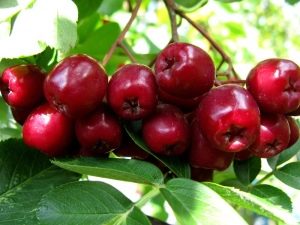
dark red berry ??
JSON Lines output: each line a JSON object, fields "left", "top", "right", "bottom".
{"left": 155, "top": 42, "right": 215, "bottom": 98}
{"left": 142, "top": 104, "right": 190, "bottom": 156}
{"left": 197, "top": 84, "right": 260, "bottom": 152}
{"left": 107, "top": 64, "right": 157, "bottom": 120}
{"left": 44, "top": 54, "right": 108, "bottom": 118}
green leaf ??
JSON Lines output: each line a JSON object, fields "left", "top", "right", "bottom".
{"left": 251, "top": 184, "right": 293, "bottom": 212}
{"left": 285, "top": 0, "right": 300, "bottom": 5}
{"left": 72, "top": 22, "right": 121, "bottom": 60}
{"left": 125, "top": 125, "right": 190, "bottom": 178}
{"left": 215, "top": 0, "right": 243, "bottom": 3}
{"left": 233, "top": 157, "right": 261, "bottom": 185}
{"left": 0, "top": 127, "right": 21, "bottom": 141}
{"left": 274, "top": 162, "right": 300, "bottom": 189}
{"left": 52, "top": 157, "right": 164, "bottom": 185}
{"left": 268, "top": 139, "right": 300, "bottom": 168}
{"left": 0, "top": 0, "right": 34, "bottom": 22}
{"left": 205, "top": 182, "right": 298, "bottom": 225}
{"left": 160, "top": 178, "right": 247, "bottom": 225}
{"left": 0, "top": 139, "right": 80, "bottom": 225}
{"left": 73, "top": 0, "right": 103, "bottom": 20}
{"left": 37, "top": 181, "right": 151, "bottom": 225}
{"left": 0, "top": 0, "right": 78, "bottom": 58}
{"left": 174, "top": 0, "right": 208, "bottom": 11}
{"left": 98, "top": 0, "right": 124, "bottom": 16}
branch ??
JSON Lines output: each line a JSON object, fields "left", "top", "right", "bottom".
{"left": 174, "top": 9, "right": 239, "bottom": 79}
{"left": 102, "top": 0, "right": 142, "bottom": 66}
{"left": 118, "top": 42, "right": 137, "bottom": 63}
{"left": 163, "top": 0, "right": 179, "bottom": 42}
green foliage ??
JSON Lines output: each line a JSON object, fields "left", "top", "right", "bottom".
{"left": 0, "top": 139, "right": 80, "bottom": 225}
{"left": 0, "top": 0, "right": 77, "bottom": 59}
{"left": 233, "top": 157, "right": 261, "bottom": 185}
{"left": 251, "top": 184, "right": 293, "bottom": 212}
{"left": 52, "top": 157, "right": 164, "bottom": 185}
{"left": 274, "top": 162, "right": 300, "bottom": 189}
{"left": 160, "top": 178, "right": 248, "bottom": 225}
{"left": 205, "top": 182, "right": 298, "bottom": 225}
{"left": 37, "top": 181, "right": 151, "bottom": 225}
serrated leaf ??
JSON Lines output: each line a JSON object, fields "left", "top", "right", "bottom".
{"left": 274, "top": 162, "right": 300, "bottom": 189}
{"left": 268, "top": 139, "right": 300, "bottom": 169}
{"left": 0, "top": 139, "right": 80, "bottom": 225}
{"left": 125, "top": 125, "right": 190, "bottom": 178}
{"left": 160, "top": 178, "right": 247, "bottom": 225}
{"left": 233, "top": 157, "right": 261, "bottom": 185}
{"left": 0, "top": 0, "right": 78, "bottom": 58}
{"left": 52, "top": 157, "right": 164, "bottom": 185}
{"left": 37, "top": 181, "right": 151, "bottom": 225}
{"left": 251, "top": 184, "right": 293, "bottom": 212}
{"left": 205, "top": 182, "right": 298, "bottom": 225}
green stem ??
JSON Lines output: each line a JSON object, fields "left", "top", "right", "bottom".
{"left": 135, "top": 186, "right": 161, "bottom": 209}
{"left": 255, "top": 171, "right": 274, "bottom": 185}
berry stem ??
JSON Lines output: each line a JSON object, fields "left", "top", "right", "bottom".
{"left": 102, "top": 0, "right": 142, "bottom": 66}
{"left": 134, "top": 187, "right": 161, "bottom": 208}
{"left": 255, "top": 171, "right": 274, "bottom": 185}
{"left": 163, "top": 0, "right": 179, "bottom": 42}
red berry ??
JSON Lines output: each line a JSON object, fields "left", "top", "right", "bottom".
{"left": 44, "top": 54, "right": 108, "bottom": 118}
{"left": 287, "top": 116, "right": 299, "bottom": 147}
{"left": 234, "top": 149, "right": 253, "bottom": 161}
{"left": 246, "top": 59, "right": 300, "bottom": 114}
{"left": 107, "top": 64, "right": 157, "bottom": 120}
{"left": 189, "top": 119, "right": 234, "bottom": 171}
{"left": 142, "top": 104, "right": 190, "bottom": 156}
{"left": 22, "top": 103, "right": 74, "bottom": 157}
{"left": 158, "top": 88, "right": 201, "bottom": 112}
{"left": 0, "top": 65, "right": 45, "bottom": 108}
{"left": 250, "top": 114, "right": 290, "bottom": 158}
{"left": 75, "top": 106, "right": 122, "bottom": 154}
{"left": 11, "top": 106, "right": 37, "bottom": 125}
{"left": 155, "top": 42, "right": 215, "bottom": 98}
{"left": 197, "top": 84, "right": 260, "bottom": 152}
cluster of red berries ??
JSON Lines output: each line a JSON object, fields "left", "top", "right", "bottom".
{"left": 1, "top": 42, "right": 299, "bottom": 175}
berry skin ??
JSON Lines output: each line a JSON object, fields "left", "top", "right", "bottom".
{"left": 246, "top": 58, "right": 300, "bottom": 114}
{"left": 155, "top": 42, "right": 215, "bottom": 98}
{"left": 75, "top": 106, "right": 122, "bottom": 154}
{"left": 11, "top": 106, "right": 36, "bottom": 125}
{"left": 142, "top": 104, "right": 190, "bottom": 156}
{"left": 22, "top": 103, "right": 74, "bottom": 157}
{"left": 107, "top": 64, "right": 157, "bottom": 120}
{"left": 234, "top": 149, "right": 253, "bottom": 161}
{"left": 0, "top": 65, "right": 45, "bottom": 108}
{"left": 158, "top": 88, "right": 201, "bottom": 112}
{"left": 188, "top": 119, "right": 234, "bottom": 171}
{"left": 250, "top": 114, "right": 290, "bottom": 158}
{"left": 197, "top": 84, "right": 260, "bottom": 153}
{"left": 287, "top": 116, "right": 299, "bottom": 147}
{"left": 44, "top": 54, "right": 108, "bottom": 118}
